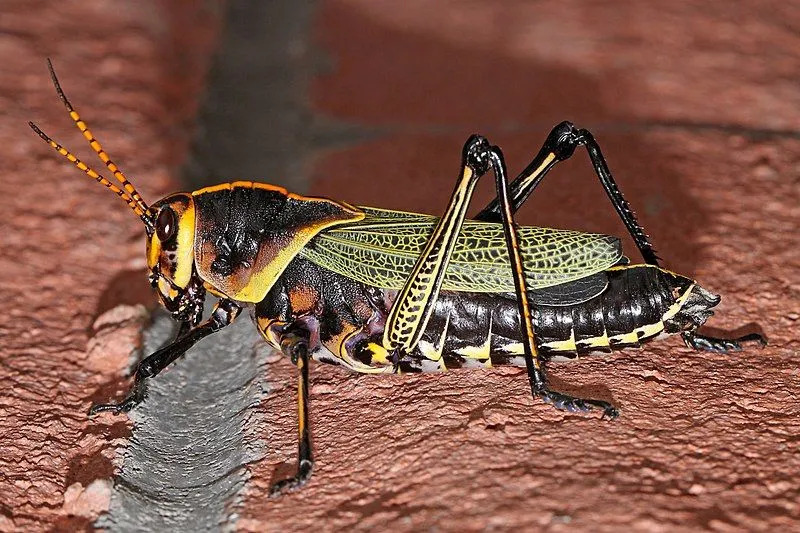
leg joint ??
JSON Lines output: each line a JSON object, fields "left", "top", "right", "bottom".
{"left": 463, "top": 134, "right": 493, "bottom": 175}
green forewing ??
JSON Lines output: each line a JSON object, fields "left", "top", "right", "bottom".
{"left": 299, "top": 207, "right": 622, "bottom": 293}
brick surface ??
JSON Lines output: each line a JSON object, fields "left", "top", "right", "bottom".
{"left": 4, "top": 2, "right": 798, "bottom": 532}
{"left": 0, "top": 2, "right": 219, "bottom": 531}
{"left": 239, "top": 1, "right": 800, "bottom": 532}
{"left": 311, "top": 0, "right": 800, "bottom": 131}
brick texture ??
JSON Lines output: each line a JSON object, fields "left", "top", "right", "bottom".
{"left": 239, "top": 2, "right": 800, "bottom": 531}
{"left": 0, "top": 2, "right": 219, "bottom": 530}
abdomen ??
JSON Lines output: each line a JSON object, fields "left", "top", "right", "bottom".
{"left": 258, "top": 259, "right": 716, "bottom": 373}
{"left": 393, "top": 264, "right": 711, "bottom": 371}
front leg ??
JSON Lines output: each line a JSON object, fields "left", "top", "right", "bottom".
{"left": 89, "top": 299, "right": 242, "bottom": 415}
{"left": 270, "top": 324, "right": 314, "bottom": 497}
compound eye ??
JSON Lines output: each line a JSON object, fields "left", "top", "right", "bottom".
{"left": 155, "top": 206, "right": 177, "bottom": 243}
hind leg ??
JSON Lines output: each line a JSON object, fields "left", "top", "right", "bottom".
{"left": 384, "top": 135, "right": 618, "bottom": 418}
{"left": 475, "top": 121, "right": 659, "bottom": 266}
{"left": 682, "top": 331, "right": 767, "bottom": 353}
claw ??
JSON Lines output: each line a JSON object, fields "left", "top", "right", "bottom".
{"left": 269, "top": 459, "right": 313, "bottom": 498}
{"left": 88, "top": 379, "right": 146, "bottom": 417}
{"left": 683, "top": 331, "right": 767, "bottom": 353}
{"left": 540, "top": 390, "right": 619, "bottom": 420}
{"left": 88, "top": 398, "right": 136, "bottom": 416}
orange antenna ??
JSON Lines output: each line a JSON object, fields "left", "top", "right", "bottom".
{"left": 28, "top": 121, "right": 153, "bottom": 227}
{"left": 42, "top": 59, "right": 151, "bottom": 219}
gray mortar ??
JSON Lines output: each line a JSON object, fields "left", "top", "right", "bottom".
{"left": 96, "top": 307, "right": 269, "bottom": 532}
{"left": 97, "top": 1, "right": 379, "bottom": 530}
{"left": 183, "top": 0, "right": 319, "bottom": 192}
{"left": 97, "top": 3, "right": 322, "bottom": 531}
{"left": 182, "top": 0, "right": 377, "bottom": 193}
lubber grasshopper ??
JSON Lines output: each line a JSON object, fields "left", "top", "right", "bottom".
{"left": 31, "top": 61, "right": 765, "bottom": 495}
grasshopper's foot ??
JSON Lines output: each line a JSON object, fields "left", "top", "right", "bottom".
{"left": 269, "top": 459, "right": 314, "bottom": 498}
{"left": 682, "top": 331, "right": 767, "bottom": 353}
{"left": 540, "top": 389, "right": 619, "bottom": 420}
{"left": 88, "top": 379, "right": 147, "bottom": 416}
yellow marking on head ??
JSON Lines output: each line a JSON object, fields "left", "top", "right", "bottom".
{"left": 172, "top": 201, "right": 196, "bottom": 288}
{"left": 146, "top": 195, "right": 196, "bottom": 290}
{"left": 147, "top": 233, "right": 160, "bottom": 267}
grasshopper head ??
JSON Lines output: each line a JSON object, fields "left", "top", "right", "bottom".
{"left": 29, "top": 61, "right": 206, "bottom": 329}
{"left": 146, "top": 193, "right": 205, "bottom": 327}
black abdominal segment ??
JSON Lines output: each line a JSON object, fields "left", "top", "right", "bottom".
{"left": 255, "top": 260, "right": 709, "bottom": 373}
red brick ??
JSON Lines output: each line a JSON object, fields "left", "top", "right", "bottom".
{"left": 0, "top": 2, "right": 220, "bottom": 530}
{"left": 312, "top": 1, "right": 800, "bottom": 130}
{"left": 239, "top": 1, "right": 800, "bottom": 531}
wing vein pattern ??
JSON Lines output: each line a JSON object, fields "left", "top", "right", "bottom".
{"left": 299, "top": 206, "right": 622, "bottom": 294}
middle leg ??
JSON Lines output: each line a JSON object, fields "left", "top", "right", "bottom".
{"left": 270, "top": 323, "right": 314, "bottom": 497}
